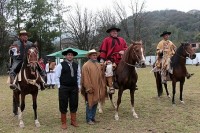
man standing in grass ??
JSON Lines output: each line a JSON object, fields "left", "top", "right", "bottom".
{"left": 81, "top": 49, "right": 106, "bottom": 125}
{"left": 55, "top": 49, "right": 80, "bottom": 129}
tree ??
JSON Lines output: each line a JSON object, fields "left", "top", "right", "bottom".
{"left": 52, "top": 0, "right": 71, "bottom": 50}
{"left": 7, "top": 0, "right": 30, "bottom": 31}
{"left": 113, "top": 0, "right": 146, "bottom": 41}
{"left": 66, "top": 5, "right": 99, "bottom": 50}
{"left": 26, "top": 0, "right": 59, "bottom": 57}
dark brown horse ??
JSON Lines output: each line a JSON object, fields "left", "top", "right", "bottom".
{"left": 111, "top": 41, "right": 146, "bottom": 120}
{"left": 13, "top": 45, "right": 44, "bottom": 127}
{"left": 154, "top": 43, "right": 196, "bottom": 104}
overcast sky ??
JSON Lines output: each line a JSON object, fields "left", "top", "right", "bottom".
{"left": 64, "top": 0, "right": 199, "bottom": 15}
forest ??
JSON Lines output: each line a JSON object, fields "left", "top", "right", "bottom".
{"left": 0, "top": 0, "right": 200, "bottom": 74}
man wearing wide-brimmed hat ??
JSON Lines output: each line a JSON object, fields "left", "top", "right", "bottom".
{"left": 155, "top": 31, "right": 176, "bottom": 83}
{"left": 9, "top": 30, "right": 46, "bottom": 90}
{"left": 55, "top": 49, "right": 80, "bottom": 129}
{"left": 99, "top": 25, "right": 128, "bottom": 94}
{"left": 81, "top": 49, "right": 106, "bottom": 125}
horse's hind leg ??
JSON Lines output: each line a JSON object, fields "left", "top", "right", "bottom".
{"left": 98, "top": 102, "right": 103, "bottom": 114}
{"left": 109, "top": 93, "right": 116, "bottom": 109}
{"left": 164, "top": 83, "right": 170, "bottom": 98}
{"left": 180, "top": 81, "right": 185, "bottom": 104}
{"left": 32, "top": 93, "right": 40, "bottom": 127}
{"left": 130, "top": 89, "right": 138, "bottom": 118}
{"left": 115, "top": 89, "right": 123, "bottom": 120}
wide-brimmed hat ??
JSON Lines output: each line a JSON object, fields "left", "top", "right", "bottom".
{"left": 19, "top": 30, "right": 29, "bottom": 36}
{"left": 106, "top": 25, "right": 121, "bottom": 33}
{"left": 160, "top": 31, "right": 171, "bottom": 37}
{"left": 62, "top": 49, "right": 78, "bottom": 56}
{"left": 86, "top": 49, "right": 100, "bottom": 58}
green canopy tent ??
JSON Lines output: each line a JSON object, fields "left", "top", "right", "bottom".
{"left": 47, "top": 47, "right": 88, "bottom": 58}
{"left": 46, "top": 47, "right": 89, "bottom": 65}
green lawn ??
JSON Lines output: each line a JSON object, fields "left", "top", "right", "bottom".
{"left": 0, "top": 66, "right": 200, "bottom": 133}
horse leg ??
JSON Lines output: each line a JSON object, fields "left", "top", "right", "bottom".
{"left": 98, "top": 101, "right": 103, "bottom": 114}
{"left": 109, "top": 93, "right": 116, "bottom": 109}
{"left": 13, "top": 91, "right": 19, "bottom": 116}
{"left": 18, "top": 94, "right": 25, "bottom": 128}
{"left": 115, "top": 89, "right": 123, "bottom": 120}
{"left": 164, "top": 83, "right": 170, "bottom": 98}
{"left": 180, "top": 81, "right": 185, "bottom": 104}
{"left": 172, "top": 81, "right": 176, "bottom": 105}
{"left": 155, "top": 72, "right": 163, "bottom": 97}
{"left": 32, "top": 93, "right": 40, "bottom": 127}
{"left": 130, "top": 89, "right": 138, "bottom": 118}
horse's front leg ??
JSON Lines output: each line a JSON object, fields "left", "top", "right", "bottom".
{"left": 180, "top": 81, "right": 185, "bottom": 104}
{"left": 18, "top": 94, "right": 25, "bottom": 128}
{"left": 115, "top": 89, "right": 123, "bottom": 120}
{"left": 13, "top": 91, "right": 20, "bottom": 116}
{"left": 32, "top": 93, "right": 40, "bottom": 127}
{"left": 130, "top": 89, "right": 138, "bottom": 118}
{"left": 172, "top": 81, "right": 177, "bottom": 105}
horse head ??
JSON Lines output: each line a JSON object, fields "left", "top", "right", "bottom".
{"left": 181, "top": 43, "right": 196, "bottom": 59}
{"left": 26, "top": 46, "right": 39, "bottom": 75}
{"left": 130, "top": 41, "right": 146, "bottom": 68}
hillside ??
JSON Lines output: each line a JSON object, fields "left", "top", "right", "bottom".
{"left": 120, "top": 10, "right": 200, "bottom": 55}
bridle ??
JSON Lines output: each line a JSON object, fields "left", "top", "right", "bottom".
{"left": 123, "top": 45, "right": 145, "bottom": 68}
{"left": 176, "top": 45, "right": 193, "bottom": 59}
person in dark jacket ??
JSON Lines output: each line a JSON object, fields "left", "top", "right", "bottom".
{"left": 55, "top": 49, "right": 81, "bottom": 129}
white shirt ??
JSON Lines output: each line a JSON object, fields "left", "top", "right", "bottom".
{"left": 55, "top": 62, "right": 81, "bottom": 89}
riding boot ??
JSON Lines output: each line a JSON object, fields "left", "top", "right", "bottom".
{"left": 70, "top": 113, "right": 78, "bottom": 127}
{"left": 9, "top": 75, "right": 18, "bottom": 90}
{"left": 61, "top": 113, "right": 67, "bottom": 129}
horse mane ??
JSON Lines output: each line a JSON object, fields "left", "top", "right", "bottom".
{"left": 171, "top": 43, "right": 189, "bottom": 68}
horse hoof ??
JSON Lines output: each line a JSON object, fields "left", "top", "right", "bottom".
{"left": 168, "top": 95, "right": 171, "bottom": 98}
{"left": 35, "top": 120, "right": 40, "bottom": 127}
{"left": 180, "top": 101, "right": 185, "bottom": 104}
{"left": 19, "top": 121, "right": 25, "bottom": 128}
{"left": 98, "top": 109, "right": 103, "bottom": 114}
{"left": 115, "top": 115, "right": 119, "bottom": 120}
{"left": 133, "top": 114, "right": 138, "bottom": 119}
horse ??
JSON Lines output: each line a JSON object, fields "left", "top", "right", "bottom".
{"left": 154, "top": 43, "right": 196, "bottom": 104}
{"left": 98, "top": 41, "right": 146, "bottom": 120}
{"left": 12, "top": 45, "right": 44, "bottom": 128}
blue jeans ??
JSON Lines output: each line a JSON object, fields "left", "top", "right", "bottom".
{"left": 86, "top": 102, "right": 98, "bottom": 122}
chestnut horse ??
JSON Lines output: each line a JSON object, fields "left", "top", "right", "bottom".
{"left": 97, "top": 41, "right": 146, "bottom": 120}
{"left": 154, "top": 43, "right": 196, "bottom": 104}
{"left": 13, "top": 45, "right": 44, "bottom": 127}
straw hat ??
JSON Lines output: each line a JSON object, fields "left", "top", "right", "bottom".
{"left": 86, "top": 49, "right": 100, "bottom": 58}
{"left": 19, "top": 30, "right": 30, "bottom": 36}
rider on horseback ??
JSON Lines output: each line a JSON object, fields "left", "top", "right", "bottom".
{"left": 155, "top": 31, "right": 193, "bottom": 83}
{"left": 9, "top": 30, "right": 47, "bottom": 90}
{"left": 99, "top": 25, "right": 128, "bottom": 94}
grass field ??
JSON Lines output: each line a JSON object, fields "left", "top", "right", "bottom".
{"left": 0, "top": 66, "right": 200, "bottom": 133}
